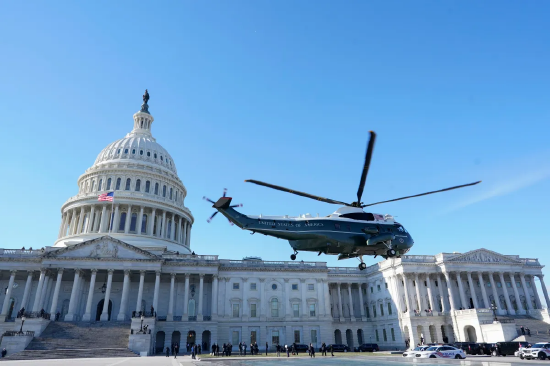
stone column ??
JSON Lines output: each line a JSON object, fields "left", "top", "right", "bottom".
{"left": 152, "top": 271, "right": 160, "bottom": 315}
{"left": 414, "top": 274, "right": 422, "bottom": 312}
{"left": 467, "top": 272, "right": 479, "bottom": 308}
{"left": 39, "top": 274, "right": 53, "bottom": 310}
{"left": 488, "top": 272, "right": 501, "bottom": 313}
{"left": 112, "top": 205, "right": 120, "bottom": 232}
{"left": 402, "top": 274, "right": 412, "bottom": 313}
{"left": 77, "top": 207, "right": 85, "bottom": 234}
{"left": 358, "top": 283, "right": 366, "bottom": 319}
{"left": 0, "top": 270, "right": 16, "bottom": 318}
{"left": 167, "top": 273, "right": 175, "bottom": 321}
{"left": 212, "top": 275, "right": 219, "bottom": 319}
{"left": 510, "top": 273, "right": 524, "bottom": 314}
{"left": 520, "top": 274, "right": 534, "bottom": 310}
{"left": 135, "top": 271, "right": 145, "bottom": 313}
{"left": 65, "top": 270, "right": 81, "bottom": 321}
{"left": 87, "top": 206, "right": 96, "bottom": 233}
{"left": 149, "top": 208, "right": 156, "bottom": 236}
{"left": 161, "top": 211, "right": 166, "bottom": 238}
{"left": 538, "top": 275, "right": 550, "bottom": 309}
{"left": 456, "top": 272, "right": 468, "bottom": 309}
{"left": 186, "top": 224, "right": 191, "bottom": 246}
{"left": 437, "top": 274, "right": 447, "bottom": 312}
{"left": 50, "top": 269, "right": 64, "bottom": 314}
{"left": 324, "top": 280, "right": 331, "bottom": 318}
{"left": 100, "top": 269, "right": 114, "bottom": 321}
{"left": 259, "top": 278, "right": 266, "bottom": 319}
{"left": 392, "top": 275, "right": 404, "bottom": 314}
{"left": 198, "top": 274, "right": 204, "bottom": 320}
{"left": 499, "top": 272, "right": 515, "bottom": 315}
{"left": 21, "top": 271, "right": 34, "bottom": 310}
{"left": 531, "top": 276, "right": 543, "bottom": 309}
{"left": 182, "top": 222, "right": 187, "bottom": 245}
{"left": 137, "top": 206, "right": 144, "bottom": 234}
{"left": 82, "top": 269, "right": 98, "bottom": 321}
{"left": 99, "top": 205, "right": 108, "bottom": 233}
{"left": 347, "top": 283, "right": 354, "bottom": 319}
{"left": 124, "top": 205, "right": 132, "bottom": 234}
{"left": 32, "top": 269, "right": 46, "bottom": 312}
{"left": 69, "top": 209, "right": 77, "bottom": 235}
{"left": 337, "top": 283, "right": 344, "bottom": 320}
{"left": 117, "top": 270, "right": 131, "bottom": 321}
{"left": 183, "top": 274, "right": 190, "bottom": 317}
{"left": 478, "top": 273, "right": 490, "bottom": 308}
{"left": 443, "top": 272, "right": 456, "bottom": 311}
{"left": 59, "top": 213, "right": 67, "bottom": 238}
{"left": 426, "top": 275, "right": 435, "bottom": 311}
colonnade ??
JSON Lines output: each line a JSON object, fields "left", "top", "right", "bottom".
{"left": 58, "top": 203, "right": 191, "bottom": 246}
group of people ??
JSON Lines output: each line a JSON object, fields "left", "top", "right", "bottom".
{"left": 165, "top": 343, "right": 179, "bottom": 358}
{"left": 520, "top": 326, "right": 532, "bottom": 336}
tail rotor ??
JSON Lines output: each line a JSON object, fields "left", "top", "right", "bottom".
{"left": 203, "top": 189, "right": 243, "bottom": 225}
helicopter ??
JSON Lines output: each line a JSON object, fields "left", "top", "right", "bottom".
{"left": 204, "top": 131, "right": 480, "bottom": 270}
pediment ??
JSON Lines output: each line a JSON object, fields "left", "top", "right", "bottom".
{"left": 46, "top": 236, "right": 160, "bottom": 261}
{"left": 447, "top": 249, "right": 520, "bottom": 264}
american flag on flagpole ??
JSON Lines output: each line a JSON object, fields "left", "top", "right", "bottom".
{"left": 98, "top": 192, "right": 114, "bottom": 202}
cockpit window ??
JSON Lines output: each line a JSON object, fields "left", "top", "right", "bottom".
{"left": 339, "top": 212, "right": 375, "bottom": 221}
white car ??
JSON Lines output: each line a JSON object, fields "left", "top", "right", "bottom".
{"left": 403, "top": 346, "right": 430, "bottom": 357}
{"left": 522, "top": 343, "right": 550, "bottom": 360}
{"left": 416, "top": 345, "right": 466, "bottom": 359}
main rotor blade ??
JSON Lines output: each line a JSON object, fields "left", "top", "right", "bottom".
{"left": 362, "top": 181, "right": 482, "bottom": 208}
{"left": 356, "top": 131, "right": 377, "bottom": 205}
{"left": 245, "top": 179, "right": 351, "bottom": 206}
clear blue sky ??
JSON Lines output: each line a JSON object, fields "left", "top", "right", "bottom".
{"left": 1, "top": 2, "right": 549, "bottom": 278}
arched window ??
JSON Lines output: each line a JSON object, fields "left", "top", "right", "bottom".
{"left": 188, "top": 299, "right": 196, "bottom": 317}
{"left": 91, "top": 180, "right": 95, "bottom": 192}
{"left": 98, "top": 179, "right": 103, "bottom": 191}
{"left": 145, "top": 181, "right": 150, "bottom": 193}
{"left": 141, "top": 214, "right": 148, "bottom": 234}
{"left": 163, "top": 185, "right": 166, "bottom": 197}
{"left": 170, "top": 188, "right": 173, "bottom": 200}
{"left": 125, "top": 178, "right": 131, "bottom": 190}
{"left": 154, "top": 153, "right": 157, "bottom": 159}
{"left": 106, "top": 178, "right": 112, "bottom": 190}
{"left": 153, "top": 216, "right": 157, "bottom": 236}
{"left": 154, "top": 183, "right": 159, "bottom": 195}
{"left": 135, "top": 179, "right": 141, "bottom": 192}
{"left": 115, "top": 178, "right": 121, "bottom": 190}
{"left": 175, "top": 191, "right": 178, "bottom": 202}
{"left": 130, "top": 213, "right": 137, "bottom": 232}
{"left": 119, "top": 212, "right": 126, "bottom": 231}
{"left": 271, "top": 298, "right": 279, "bottom": 317}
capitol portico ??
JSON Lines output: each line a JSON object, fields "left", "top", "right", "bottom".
{"left": 0, "top": 95, "right": 548, "bottom": 356}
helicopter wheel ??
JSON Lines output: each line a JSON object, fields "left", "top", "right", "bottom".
{"left": 386, "top": 249, "right": 397, "bottom": 257}
{"left": 359, "top": 262, "right": 367, "bottom": 271}
{"left": 290, "top": 254, "right": 297, "bottom": 261}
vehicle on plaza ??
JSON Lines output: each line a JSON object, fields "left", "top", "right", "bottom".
{"left": 489, "top": 341, "right": 529, "bottom": 357}
{"left": 453, "top": 342, "right": 482, "bottom": 355}
{"left": 205, "top": 131, "right": 481, "bottom": 270}
{"left": 521, "top": 342, "right": 550, "bottom": 360}
{"left": 354, "top": 343, "right": 380, "bottom": 352}
{"left": 327, "top": 344, "right": 351, "bottom": 352}
{"left": 416, "top": 345, "right": 466, "bottom": 359}
{"left": 293, "top": 344, "right": 309, "bottom": 353}
{"left": 403, "top": 346, "right": 430, "bottom": 357}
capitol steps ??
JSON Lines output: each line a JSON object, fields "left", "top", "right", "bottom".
{"left": 2, "top": 321, "right": 139, "bottom": 360}
{"left": 500, "top": 315, "right": 550, "bottom": 343}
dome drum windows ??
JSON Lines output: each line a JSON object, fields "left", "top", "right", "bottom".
{"left": 118, "top": 212, "right": 127, "bottom": 232}
{"left": 154, "top": 153, "right": 157, "bottom": 159}
{"left": 107, "top": 178, "right": 112, "bottom": 190}
{"left": 145, "top": 181, "right": 150, "bottom": 193}
{"left": 115, "top": 178, "right": 121, "bottom": 190}
{"left": 140, "top": 150, "right": 144, "bottom": 156}
{"left": 124, "top": 149, "right": 129, "bottom": 154}
{"left": 162, "top": 185, "right": 167, "bottom": 198}
{"left": 154, "top": 183, "right": 159, "bottom": 195}
{"left": 147, "top": 151, "right": 151, "bottom": 157}
{"left": 170, "top": 188, "right": 173, "bottom": 200}
{"left": 125, "top": 178, "right": 131, "bottom": 191}
{"left": 130, "top": 213, "right": 138, "bottom": 233}
{"left": 132, "top": 149, "right": 136, "bottom": 154}
{"left": 98, "top": 179, "right": 103, "bottom": 191}
{"left": 135, "top": 179, "right": 141, "bottom": 192}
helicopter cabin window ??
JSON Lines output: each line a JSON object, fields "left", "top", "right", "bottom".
{"left": 339, "top": 212, "right": 375, "bottom": 221}
{"left": 334, "top": 223, "right": 341, "bottom": 230}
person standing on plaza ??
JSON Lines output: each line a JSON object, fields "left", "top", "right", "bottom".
{"left": 266, "top": 341, "right": 269, "bottom": 355}
{"left": 174, "top": 343, "right": 178, "bottom": 359}
{"left": 276, "top": 344, "right": 280, "bottom": 357}
{"left": 330, "top": 344, "right": 334, "bottom": 356}
{"left": 165, "top": 346, "right": 170, "bottom": 357}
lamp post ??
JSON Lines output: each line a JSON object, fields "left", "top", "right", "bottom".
{"left": 490, "top": 302, "right": 498, "bottom": 321}
{"left": 19, "top": 316, "right": 26, "bottom": 334}
{"left": 140, "top": 315, "right": 144, "bottom": 332}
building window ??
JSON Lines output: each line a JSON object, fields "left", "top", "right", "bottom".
{"left": 370, "top": 287, "right": 373, "bottom": 293}
{"left": 292, "top": 284, "right": 298, "bottom": 290}
{"left": 380, "top": 303, "right": 384, "bottom": 316}
{"left": 188, "top": 299, "right": 196, "bottom": 316}
{"left": 233, "top": 283, "right": 239, "bottom": 290}
{"left": 294, "top": 330, "right": 300, "bottom": 343}
{"left": 135, "top": 179, "right": 141, "bottom": 191}
{"left": 115, "top": 178, "right": 121, "bottom": 190}
{"left": 309, "top": 304, "right": 316, "bottom": 317}
{"left": 383, "top": 329, "right": 387, "bottom": 341}
{"left": 132, "top": 149, "right": 136, "bottom": 154}
{"left": 387, "top": 303, "right": 392, "bottom": 315}
{"left": 145, "top": 181, "right": 150, "bottom": 193}
{"left": 375, "top": 329, "right": 379, "bottom": 342}
{"left": 232, "top": 331, "right": 239, "bottom": 345}
{"left": 154, "top": 183, "right": 159, "bottom": 195}
{"left": 516, "top": 281, "right": 522, "bottom": 288}
{"left": 161, "top": 155, "right": 164, "bottom": 161}
{"left": 141, "top": 214, "right": 147, "bottom": 233}
{"left": 119, "top": 212, "right": 126, "bottom": 231}
{"left": 372, "top": 305, "right": 376, "bottom": 318}
{"left": 147, "top": 151, "right": 151, "bottom": 157}
{"left": 311, "top": 330, "right": 317, "bottom": 344}
{"left": 124, "top": 148, "right": 128, "bottom": 154}
{"left": 506, "top": 282, "right": 512, "bottom": 288}
{"left": 292, "top": 304, "right": 299, "bottom": 317}
{"left": 307, "top": 284, "right": 314, "bottom": 291}
{"left": 250, "top": 304, "right": 257, "bottom": 318}
{"left": 154, "top": 153, "right": 157, "bottom": 159}
{"left": 130, "top": 213, "right": 137, "bottom": 232}
{"left": 250, "top": 331, "right": 257, "bottom": 344}
{"left": 271, "top": 299, "right": 279, "bottom": 317}
{"left": 163, "top": 185, "right": 166, "bottom": 197}
{"left": 250, "top": 283, "right": 257, "bottom": 290}
{"left": 91, "top": 180, "right": 95, "bottom": 192}
{"left": 487, "top": 282, "right": 492, "bottom": 287}
{"left": 272, "top": 331, "right": 279, "bottom": 345}
{"left": 362, "top": 288, "right": 366, "bottom": 295}
{"left": 170, "top": 187, "right": 173, "bottom": 200}
{"left": 272, "top": 284, "right": 277, "bottom": 290}
{"left": 497, "top": 282, "right": 502, "bottom": 288}
{"left": 140, "top": 150, "right": 143, "bottom": 155}
{"left": 435, "top": 281, "right": 439, "bottom": 287}
{"left": 385, "top": 282, "right": 388, "bottom": 289}
{"left": 175, "top": 191, "right": 178, "bottom": 202}
{"left": 98, "top": 179, "right": 103, "bottom": 191}
{"left": 377, "top": 284, "right": 381, "bottom": 292}
{"left": 366, "top": 306, "right": 370, "bottom": 318}
{"left": 391, "top": 328, "right": 396, "bottom": 341}
{"left": 125, "top": 178, "right": 131, "bottom": 190}
{"left": 232, "top": 303, "right": 239, "bottom": 318}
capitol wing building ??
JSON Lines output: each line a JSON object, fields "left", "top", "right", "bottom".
{"left": 0, "top": 97, "right": 549, "bottom": 356}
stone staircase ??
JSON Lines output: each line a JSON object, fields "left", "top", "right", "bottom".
{"left": 502, "top": 315, "right": 550, "bottom": 343}
{"left": 1, "top": 321, "right": 139, "bottom": 360}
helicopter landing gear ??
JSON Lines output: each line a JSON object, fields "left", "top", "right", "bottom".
{"left": 386, "top": 249, "right": 397, "bottom": 257}
{"left": 357, "top": 255, "right": 367, "bottom": 271}
{"left": 290, "top": 250, "right": 298, "bottom": 261}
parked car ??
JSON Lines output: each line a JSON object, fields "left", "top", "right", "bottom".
{"left": 403, "top": 346, "right": 429, "bottom": 357}
{"left": 491, "top": 342, "right": 530, "bottom": 356}
{"left": 520, "top": 343, "right": 550, "bottom": 360}
{"left": 327, "top": 344, "right": 350, "bottom": 352}
{"left": 293, "top": 344, "right": 309, "bottom": 352}
{"left": 479, "top": 343, "right": 495, "bottom": 355}
{"left": 416, "top": 345, "right": 466, "bottom": 359}
{"left": 453, "top": 342, "right": 482, "bottom": 355}
{"left": 354, "top": 343, "right": 380, "bottom": 352}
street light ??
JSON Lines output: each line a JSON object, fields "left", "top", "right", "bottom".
{"left": 19, "top": 316, "right": 26, "bottom": 334}
{"left": 140, "top": 315, "right": 144, "bottom": 332}
{"left": 490, "top": 302, "right": 498, "bottom": 321}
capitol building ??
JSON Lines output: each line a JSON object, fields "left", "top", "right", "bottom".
{"left": 0, "top": 95, "right": 548, "bottom": 356}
